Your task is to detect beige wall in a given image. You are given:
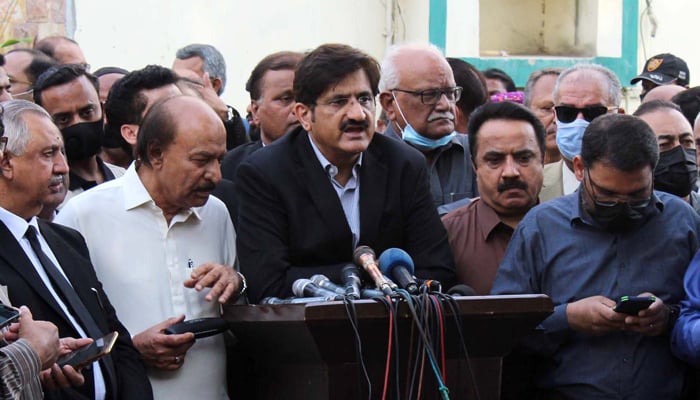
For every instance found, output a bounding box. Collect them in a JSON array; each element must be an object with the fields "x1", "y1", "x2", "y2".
[{"x1": 73, "y1": 0, "x2": 430, "y2": 112}]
